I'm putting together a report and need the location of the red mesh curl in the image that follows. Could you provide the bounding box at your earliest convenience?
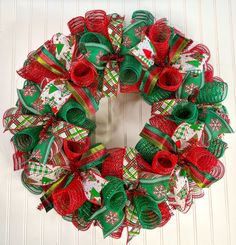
[152,150,178,175]
[52,175,86,216]
[157,202,173,227]
[204,63,214,82]
[85,10,109,37]
[149,19,171,64]
[70,59,97,87]
[63,137,90,161]
[158,67,183,91]
[68,16,85,35]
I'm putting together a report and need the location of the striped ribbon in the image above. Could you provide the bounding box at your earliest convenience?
[140,123,177,152]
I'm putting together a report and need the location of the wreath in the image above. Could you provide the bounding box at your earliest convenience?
[3,10,233,243]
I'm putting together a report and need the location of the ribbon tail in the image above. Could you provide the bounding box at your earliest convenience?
[102,61,119,97]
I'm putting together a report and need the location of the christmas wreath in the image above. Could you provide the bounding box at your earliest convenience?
[3,10,233,243]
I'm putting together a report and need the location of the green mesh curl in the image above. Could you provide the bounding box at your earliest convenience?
[132,10,154,26]
[172,101,198,124]
[208,138,228,158]
[196,81,228,104]
[120,55,142,85]
[57,99,86,125]
[80,32,112,48]
[141,86,173,105]
[133,196,162,229]
[13,126,42,152]
[135,138,159,163]
[102,176,127,211]
[77,201,93,222]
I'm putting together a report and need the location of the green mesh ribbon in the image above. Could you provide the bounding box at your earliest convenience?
[141,86,173,105]
[131,10,154,26]
[79,32,113,70]
[196,80,228,104]
[120,55,143,85]
[102,176,127,211]
[172,101,198,124]
[120,19,147,55]
[135,138,159,163]
[57,99,86,125]
[133,196,162,229]
[63,201,93,230]
[13,126,42,152]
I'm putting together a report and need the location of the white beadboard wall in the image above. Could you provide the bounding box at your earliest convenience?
[0,0,236,245]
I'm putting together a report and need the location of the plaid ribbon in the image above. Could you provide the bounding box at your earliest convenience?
[103,14,124,97]
[51,121,88,142]
[108,14,124,53]
[123,147,138,182]
[151,99,187,116]
[103,61,119,97]
[125,202,141,243]
[3,108,50,134]
[25,160,67,186]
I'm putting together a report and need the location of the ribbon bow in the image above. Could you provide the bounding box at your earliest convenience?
[86,147,173,243]
[79,11,156,98]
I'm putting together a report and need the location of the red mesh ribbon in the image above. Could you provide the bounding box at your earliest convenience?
[17,58,59,84]
[17,45,69,84]
[205,63,214,82]
[158,67,183,91]
[52,175,86,216]
[70,59,97,87]
[157,202,173,227]
[182,146,225,187]
[63,138,90,161]
[149,115,177,136]
[136,153,153,172]
[149,19,171,64]
[183,146,218,173]
[85,10,109,37]
[152,150,178,175]
[68,16,85,35]
[102,148,126,179]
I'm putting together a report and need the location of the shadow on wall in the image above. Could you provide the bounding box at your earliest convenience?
[94,93,148,147]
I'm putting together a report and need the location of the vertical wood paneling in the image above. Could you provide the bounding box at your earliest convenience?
[1,1,236,245]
